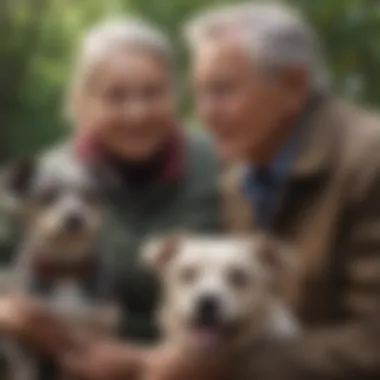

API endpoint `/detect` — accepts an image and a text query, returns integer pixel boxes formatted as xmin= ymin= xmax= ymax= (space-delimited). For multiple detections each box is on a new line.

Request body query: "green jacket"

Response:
xmin=98 ymin=131 xmax=222 ymax=341
xmin=0 ymin=130 xmax=223 ymax=342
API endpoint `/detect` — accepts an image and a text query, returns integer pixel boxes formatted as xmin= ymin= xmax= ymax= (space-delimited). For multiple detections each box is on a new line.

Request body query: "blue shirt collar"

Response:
xmin=243 ymin=93 xmax=326 ymax=196
xmin=242 ymin=93 xmax=326 ymax=227
xmin=242 ymin=123 xmax=302 ymax=227
xmin=245 ymin=122 xmax=301 ymax=189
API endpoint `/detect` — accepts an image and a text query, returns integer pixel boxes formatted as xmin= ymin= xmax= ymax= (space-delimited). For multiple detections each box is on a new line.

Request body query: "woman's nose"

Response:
xmin=122 ymin=99 xmax=150 ymax=123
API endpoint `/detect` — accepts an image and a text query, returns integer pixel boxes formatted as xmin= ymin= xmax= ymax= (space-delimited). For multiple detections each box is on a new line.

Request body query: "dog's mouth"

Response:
xmin=189 ymin=318 xmax=241 ymax=348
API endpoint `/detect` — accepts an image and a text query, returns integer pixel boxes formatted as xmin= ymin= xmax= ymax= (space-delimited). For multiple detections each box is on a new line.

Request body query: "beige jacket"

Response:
xmin=222 ymin=97 xmax=380 ymax=379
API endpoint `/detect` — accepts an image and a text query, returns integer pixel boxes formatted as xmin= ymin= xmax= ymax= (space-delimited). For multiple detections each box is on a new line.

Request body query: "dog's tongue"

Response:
xmin=195 ymin=328 xmax=222 ymax=347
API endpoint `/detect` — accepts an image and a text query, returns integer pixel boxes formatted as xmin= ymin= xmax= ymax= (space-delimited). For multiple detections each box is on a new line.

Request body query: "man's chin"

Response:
xmin=217 ymin=144 xmax=247 ymax=163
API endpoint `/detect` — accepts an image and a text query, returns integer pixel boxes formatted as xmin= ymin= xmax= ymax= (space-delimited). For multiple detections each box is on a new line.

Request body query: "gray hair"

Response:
xmin=67 ymin=18 xmax=173 ymax=121
xmin=185 ymin=2 xmax=329 ymax=93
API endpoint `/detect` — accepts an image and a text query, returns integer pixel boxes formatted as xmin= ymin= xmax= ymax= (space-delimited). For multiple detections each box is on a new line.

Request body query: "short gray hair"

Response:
xmin=67 ymin=18 xmax=173 ymax=121
xmin=185 ymin=2 xmax=329 ymax=93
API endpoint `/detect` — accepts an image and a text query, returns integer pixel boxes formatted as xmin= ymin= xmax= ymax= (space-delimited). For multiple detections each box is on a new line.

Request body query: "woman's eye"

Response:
xmin=104 ymin=87 xmax=129 ymax=105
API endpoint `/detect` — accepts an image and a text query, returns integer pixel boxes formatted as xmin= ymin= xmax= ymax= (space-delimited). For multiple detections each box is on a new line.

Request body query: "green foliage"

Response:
xmin=1 ymin=0 xmax=380 ymax=163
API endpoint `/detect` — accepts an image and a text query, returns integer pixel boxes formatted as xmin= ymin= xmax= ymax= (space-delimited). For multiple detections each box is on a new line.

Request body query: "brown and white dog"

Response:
xmin=0 ymin=150 xmax=119 ymax=380
xmin=143 ymin=234 xmax=300 ymax=363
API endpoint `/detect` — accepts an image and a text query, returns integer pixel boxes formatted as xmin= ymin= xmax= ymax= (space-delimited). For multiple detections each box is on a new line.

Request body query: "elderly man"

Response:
xmin=185 ymin=2 xmax=380 ymax=379
xmin=1 ymin=3 xmax=380 ymax=380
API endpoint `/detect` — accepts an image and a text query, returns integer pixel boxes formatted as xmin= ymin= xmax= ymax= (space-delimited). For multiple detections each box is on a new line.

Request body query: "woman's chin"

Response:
xmin=111 ymin=142 xmax=161 ymax=162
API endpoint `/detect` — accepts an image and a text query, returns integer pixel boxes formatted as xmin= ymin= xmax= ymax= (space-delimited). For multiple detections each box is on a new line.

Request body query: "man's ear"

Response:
xmin=142 ymin=234 xmax=184 ymax=274
xmin=1 ymin=159 xmax=35 ymax=198
xmin=278 ymin=65 xmax=310 ymax=118
xmin=256 ymin=234 xmax=297 ymax=294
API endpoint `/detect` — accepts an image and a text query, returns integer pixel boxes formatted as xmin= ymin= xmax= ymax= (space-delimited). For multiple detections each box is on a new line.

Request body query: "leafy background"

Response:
xmin=1 ymin=0 xmax=380 ymax=164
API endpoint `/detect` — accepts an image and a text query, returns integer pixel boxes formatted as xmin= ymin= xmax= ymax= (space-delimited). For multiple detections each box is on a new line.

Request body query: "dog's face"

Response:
xmin=144 ymin=235 xmax=294 ymax=353
xmin=2 ymin=154 xmax=103 ymax=261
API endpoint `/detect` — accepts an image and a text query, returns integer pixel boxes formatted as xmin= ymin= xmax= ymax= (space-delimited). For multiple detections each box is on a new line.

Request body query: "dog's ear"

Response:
xmin=257 ymin=238 xmax=295 ymax=272
xmin=143 ymin=234 xmax=184 ymax=274
xmin=1 ymin=159 xmax=36 ymax=198
xmin=256 ymin=235 xmax=297 ymax=293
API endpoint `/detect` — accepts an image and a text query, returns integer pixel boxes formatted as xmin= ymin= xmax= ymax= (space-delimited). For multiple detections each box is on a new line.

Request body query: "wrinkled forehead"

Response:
xmin=31 ymin=156 xmax=96 ymax=194
xmin=171 ymin=238 xmax=261 ymax=271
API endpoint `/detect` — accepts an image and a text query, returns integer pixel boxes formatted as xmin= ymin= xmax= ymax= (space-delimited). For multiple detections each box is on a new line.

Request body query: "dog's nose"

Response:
xmin=64 ymin=213 xmax=85 ymax=232
xmin=196 ymin=295 xmax=221 ymax=326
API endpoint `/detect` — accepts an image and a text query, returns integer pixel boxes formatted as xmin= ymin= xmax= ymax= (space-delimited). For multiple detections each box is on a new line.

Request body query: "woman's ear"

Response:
xmin=1 ymin=159 xmax=36 ymax=198
xmin=142 ymin=234 xmax=184 ymax=275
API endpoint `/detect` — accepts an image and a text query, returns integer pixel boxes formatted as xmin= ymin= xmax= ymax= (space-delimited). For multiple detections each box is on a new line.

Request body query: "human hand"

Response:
xmin=140 ymin=346 xmax=227 ymax=380
xmin=62 ymin=340 xmax=227 ymax=380
xmin=0 ymin=294 xmax=80 ymax=356
xmin=61 ymin=340 xmax=144 ymax=380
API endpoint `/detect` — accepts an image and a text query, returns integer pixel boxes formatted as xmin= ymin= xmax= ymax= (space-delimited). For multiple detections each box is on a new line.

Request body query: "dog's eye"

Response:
xmin=83 ymin=187 xmax=102 ymax=205
xmin=178 ymin=267 xmax=198 ymax=285
xmin=36 ymin=188 xmax=58 ymax=206
xmin=227 ymin=268 xmax=250 ymax=289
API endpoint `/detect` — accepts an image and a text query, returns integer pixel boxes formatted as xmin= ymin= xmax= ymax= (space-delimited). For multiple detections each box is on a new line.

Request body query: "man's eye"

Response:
xmin=208 ymin=81 xmax=237 ymax=96
xmin=141 ymin=84 xmax=165 ymax=101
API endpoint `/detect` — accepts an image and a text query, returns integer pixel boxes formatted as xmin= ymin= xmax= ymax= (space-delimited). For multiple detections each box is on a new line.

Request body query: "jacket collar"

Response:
xmin=74 ymin=127 xmax=186 ymax=185
xmin=290 ymin=94 xmax=340 ymax=179
xmin=242 ymin=93 xmax=337 ymax=187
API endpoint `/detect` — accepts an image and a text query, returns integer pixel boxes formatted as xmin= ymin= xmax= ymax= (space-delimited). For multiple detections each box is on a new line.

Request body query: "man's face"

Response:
xmin=193 ymin=40 xmax=302 ymax=162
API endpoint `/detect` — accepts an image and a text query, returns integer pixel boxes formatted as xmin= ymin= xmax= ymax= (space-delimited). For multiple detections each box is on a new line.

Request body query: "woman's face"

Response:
xmin=79 ymin=49 xmax=176 ymax=161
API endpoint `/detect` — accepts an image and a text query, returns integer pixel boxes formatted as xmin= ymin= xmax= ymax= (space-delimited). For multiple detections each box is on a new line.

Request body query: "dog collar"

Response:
xmin=31 ymin=256 xmax=97 ymax=280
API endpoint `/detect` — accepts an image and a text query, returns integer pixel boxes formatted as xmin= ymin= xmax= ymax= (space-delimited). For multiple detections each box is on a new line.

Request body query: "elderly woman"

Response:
xmin=69 ymin=19 xmax=221 ymax=340
xmin=0 ymin=18 xmax=221 ymax=348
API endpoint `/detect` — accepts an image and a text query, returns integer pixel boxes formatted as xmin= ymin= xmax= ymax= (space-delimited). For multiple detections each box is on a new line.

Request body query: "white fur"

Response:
xmin=144 ymin=235 xmax=300 ymax=355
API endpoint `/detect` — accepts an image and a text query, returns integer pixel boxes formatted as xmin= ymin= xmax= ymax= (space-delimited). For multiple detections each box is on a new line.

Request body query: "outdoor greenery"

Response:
xmin=1 ymin=0 xmax=379 ymax=163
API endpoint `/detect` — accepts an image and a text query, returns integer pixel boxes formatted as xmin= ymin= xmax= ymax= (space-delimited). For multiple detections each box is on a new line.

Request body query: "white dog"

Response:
xmin=143 ymin=234 xmax=300 ymax=359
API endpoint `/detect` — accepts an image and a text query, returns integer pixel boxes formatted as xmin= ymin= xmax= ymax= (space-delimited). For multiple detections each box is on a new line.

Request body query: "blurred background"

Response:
xmin=1 ymin=0 xmax=380 ymax=164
